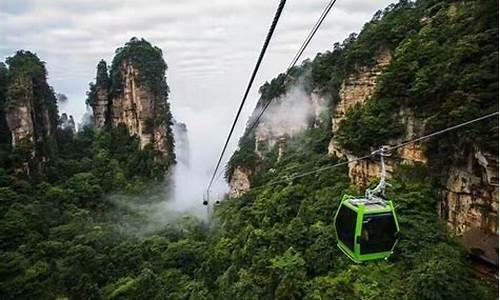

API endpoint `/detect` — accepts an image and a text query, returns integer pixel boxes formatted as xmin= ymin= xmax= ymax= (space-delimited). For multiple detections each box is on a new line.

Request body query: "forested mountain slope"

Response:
xmin=0 ymin=0 xmax=497 ymax=299
xmin=0 ymin=40 xmax=179 ymax=298
xmin=227 ymin=0 xmax=499 ymax=265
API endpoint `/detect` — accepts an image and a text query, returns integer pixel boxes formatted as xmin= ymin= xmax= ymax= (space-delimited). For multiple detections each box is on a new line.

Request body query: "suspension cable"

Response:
xmin=246 ymin=0 xmax=338 ymax=133
xmin=206 ymin=0 xmax=287 ymax=195
xmin=387 ymin=111 xmax=499 ymax=152
xmin=211 ymin=0 xmax=339 ymax=189
xmin=244 ymin=111 xmax=498 ymax=192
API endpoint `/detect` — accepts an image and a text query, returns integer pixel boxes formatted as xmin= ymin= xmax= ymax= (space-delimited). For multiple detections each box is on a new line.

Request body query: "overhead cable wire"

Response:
xmin=387 ymin=111 xmax=499 ymax=152
xmin=286 ymin=0 xmax=334 ymax=70
xmin=211 ymin=0 xmax=338 ymax=191
xmin=206 ymin=0 xmax=287 ymax=194
xmin=246 ymin=0 xmax=338 ymax=133
xmin=245 ymin=111 xmax=499 ymax=192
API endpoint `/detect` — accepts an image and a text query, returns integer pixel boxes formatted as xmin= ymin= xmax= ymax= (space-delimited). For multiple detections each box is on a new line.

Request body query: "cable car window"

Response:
xmin=335 ymin=205 xmax=357 ymax=250
xmin=360 ymin=213 xmax=397 ymax=254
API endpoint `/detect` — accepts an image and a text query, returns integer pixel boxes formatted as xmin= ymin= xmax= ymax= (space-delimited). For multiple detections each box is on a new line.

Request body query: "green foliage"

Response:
xmin=407 ymin=243 xmax=472 ymax=300
xmin=1 ymin=51 xmax=59 ymax=176
xmin=220 ymin=138 xmax=497 ymax=299
xmin=5 ymin=51 xmax=58 ymax=132
xmin=343 ymin=1 xmax=423 ymax=69
xmin=110 ymin=37 xmax=169 ymax=98
xmin=0 ymin=62 xmax=11 ymax=148
xmin=5 ymin=51 xmax=47 ymax=81
xmin=85 ymin=82 xmax=98 ymax=108
xmin=84 ymin=38 xmax=176 ymax=165
xmin=258 ymin=73 xmax=287 ymax=104
xmin=336 ymin=0 xmax=498 ymax=165
xmin=86 ymin=60 xmax=110 ymax=109
xmin=270 ymin=247 xmax=307 ymax=299
xmin=310 ymin=43 xmax=346 ymax=97
xmin=221 ymin=1 xmax=497 ymax=297
xmin=336 ymin=100 xmax=405 ymax=155
xmin=225 ymin=132 xmax=259 ymax=181
xmin=63 ymin=173 xmax=103 ymax=207
xmin=96 ymin=60 xmax=110 ymax=89
xmin=0 ymin=1 xmax=497 ymax=299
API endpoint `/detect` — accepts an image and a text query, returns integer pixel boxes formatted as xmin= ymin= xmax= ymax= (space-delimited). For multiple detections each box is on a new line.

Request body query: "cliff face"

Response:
xmin=91 ymin=60 xmax=110 ymax=129
xmin=233 ymin=56 xmax=499 ymax=263
xmin=328 ymin=52 xmax=498 ymax=265
xmin=229 ymin=166 xmax=252 ymax=198
xmin=111 ymin=59 xmax=164 ymax=150
xmin=228 ymin=0 xmax=498 ymax=265
xmin=328 ymin=51 xmax=427 ymax=185
xmin=228 ymin=78 xmax=326 ymax=193
xmin=440 ymin=151 xmax=499 ymax=264
xmin=0 ymin=63 xmax=10 ymax=148
xmin=173 ymin=120 xmax=189 ymax=166
xmin=2 ymin=51 xmax=58 ymax=171
xmin=88 ymin=38 xmax=175 ymax=163
xmin=331 ymin=50 xmax=391 ymax=133
xmin=5 ymin=74 xmax=35 ymax=148
xmin=254 ymin=84 xmax=318 ymax=153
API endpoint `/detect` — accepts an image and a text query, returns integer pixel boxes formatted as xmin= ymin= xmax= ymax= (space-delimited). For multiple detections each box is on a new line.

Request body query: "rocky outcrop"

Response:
xmin=229 ymin=51 xmax=394 ymax=196
xmin=231 ymin=79 xmax=326 ymax=194
xmin=90 ymin=60 xmax=110 ymax=129
xmin=6 ymin=74 xmax=36 ymax=148
xmin=327 ymin=49 xmax=498 ymax=265
xmin=0 ymin=63 xmax=10 ymax=147
xmin=328 ymin=50 xmax=398 ymax=185
xmin=59 ymin=113 xmax=76 ymax=133
xmin=254 ymin=84 xmax=315 ymax=151
xmin=252 ymin=80 xmax=330 ymax=158
xmin=335 ymin=137 xmax=499 ymax=266
xmin=439 ymin=151 xmax=499 ymax=265
xmin=88 ymin=38 xmax=175 ymax=162
xmin=229 ymin=167 xmax=252 ymax=198
xmin=328 ymin=50 xmax=393 ymax=159
xmin=173 ymin=120 xmax=189 ymax=166
xmin=227 ymin=0 xmax=498 ymax=270
xmin=331 ymin=50 xmax=391 ymax=133
xmin=111 ymin=59 xmax=160 ymax=149
xmin=3 ymin=51 xmax=58 ymax=169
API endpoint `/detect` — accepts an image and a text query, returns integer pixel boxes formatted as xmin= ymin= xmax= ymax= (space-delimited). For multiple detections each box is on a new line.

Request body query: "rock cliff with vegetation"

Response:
xmin=227 ymin=0 xmax=499 ymax=274
xmin=87 ymin=38 xmax=175 ymax=165
xmin=0 ymin=39 xmax=181 ymax=298
xmin=0 ymin=51 xmax=59 ymax=176
xmin=0 ymin=1 xmax=497 ymax=299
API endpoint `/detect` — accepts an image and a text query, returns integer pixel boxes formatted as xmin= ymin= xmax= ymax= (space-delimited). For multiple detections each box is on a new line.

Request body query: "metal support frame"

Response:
xmin=365 ymin=145 xmax=392 ymax=201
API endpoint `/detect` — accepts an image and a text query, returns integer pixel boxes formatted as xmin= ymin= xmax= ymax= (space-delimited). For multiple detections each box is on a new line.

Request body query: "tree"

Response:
xmin=56 ymin=93 xmax=68 ymax=104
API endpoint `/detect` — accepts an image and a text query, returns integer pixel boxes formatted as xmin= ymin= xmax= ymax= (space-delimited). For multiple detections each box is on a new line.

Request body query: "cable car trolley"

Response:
xmin=334 ymin=146 xmax=399 ymax=263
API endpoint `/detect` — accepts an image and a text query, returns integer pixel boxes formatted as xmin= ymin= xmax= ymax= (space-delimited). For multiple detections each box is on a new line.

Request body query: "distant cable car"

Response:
xmin=202 ymin=192 xmax=209 ymax=206
xmin=334 ymin=146 xmax=399 ymax=263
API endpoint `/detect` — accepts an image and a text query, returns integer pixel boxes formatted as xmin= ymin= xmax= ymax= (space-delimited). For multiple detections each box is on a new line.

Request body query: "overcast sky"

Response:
xmin=0 ymin=0 xmax=395 ymax=194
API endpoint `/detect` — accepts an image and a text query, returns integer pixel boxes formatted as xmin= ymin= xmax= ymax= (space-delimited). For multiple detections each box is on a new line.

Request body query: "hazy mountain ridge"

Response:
xmin=227 ymin=0 xmax=499 ymax=265
xmin=0 ymin=0 xmax=497 ymax=299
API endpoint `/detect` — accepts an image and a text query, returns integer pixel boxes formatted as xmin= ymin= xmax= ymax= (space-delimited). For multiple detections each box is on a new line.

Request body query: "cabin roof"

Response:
xmin=347 ymin=197 xmax=389 ymax=211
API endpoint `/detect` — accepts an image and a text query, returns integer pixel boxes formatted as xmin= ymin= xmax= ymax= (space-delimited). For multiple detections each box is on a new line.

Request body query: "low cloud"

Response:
xmin=1 ymin=0 xmax=396 ymax=221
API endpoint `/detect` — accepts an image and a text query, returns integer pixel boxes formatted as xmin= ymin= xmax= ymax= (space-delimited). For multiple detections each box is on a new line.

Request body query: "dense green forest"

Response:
xmin=0 ymin=0 xmax=498 ymax=299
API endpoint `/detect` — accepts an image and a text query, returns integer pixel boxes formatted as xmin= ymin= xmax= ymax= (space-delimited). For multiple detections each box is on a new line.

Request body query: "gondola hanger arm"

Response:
xmin=365 ymin=146 xmax=392 ymax=200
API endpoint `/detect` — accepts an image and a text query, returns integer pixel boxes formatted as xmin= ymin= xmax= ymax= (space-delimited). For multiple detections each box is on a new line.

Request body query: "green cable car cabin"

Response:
xmin=334 ymin=194 xmax=399 ymax=263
